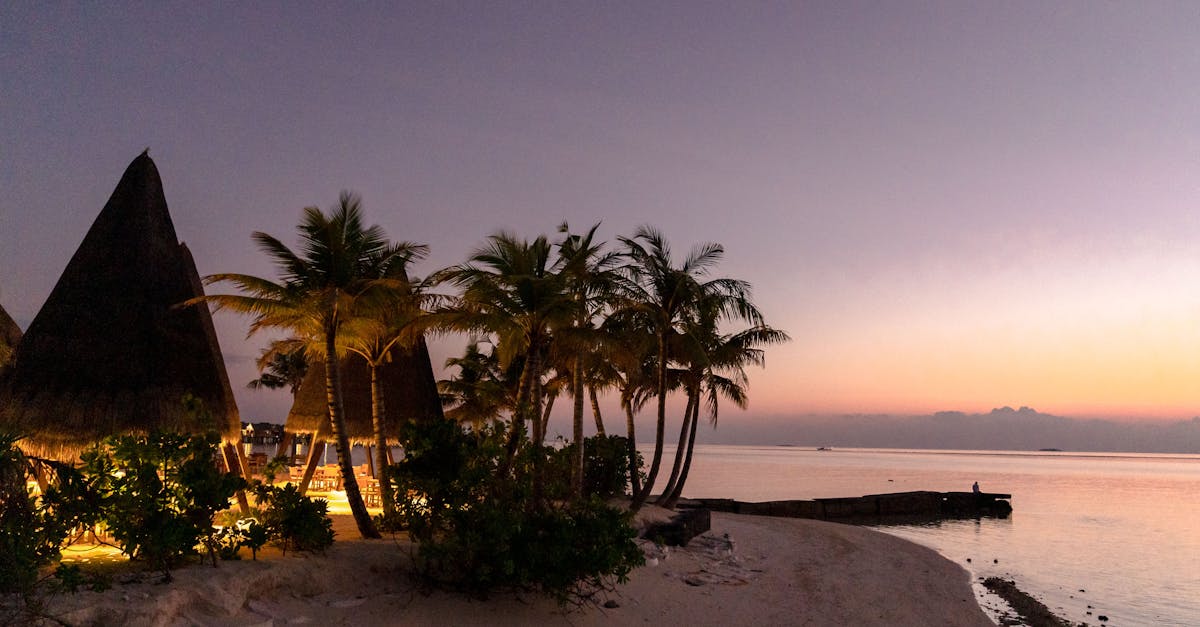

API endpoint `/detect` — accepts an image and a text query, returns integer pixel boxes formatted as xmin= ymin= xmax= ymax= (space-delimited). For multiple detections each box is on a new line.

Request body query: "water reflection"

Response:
xmin=670 ymin=445 xmax=1200 ymax=626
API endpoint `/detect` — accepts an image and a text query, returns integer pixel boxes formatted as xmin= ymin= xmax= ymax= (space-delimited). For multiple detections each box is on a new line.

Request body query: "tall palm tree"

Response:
xmin=602 ymin=307 xmax=657 ymax=498
xmin=435 ymin=232 xmax=573 ymax=481
xmin=616 ymin=226 xmax=760 ymax=511
xmin=337 ymin=248 xmax=429 ymax=515
xmin=657 ymin=292 xmax=789 ymax=507
xmin=196 ymin=192 xmax=406 ymax=539
xmin=556 ymin=222 xmax=619 ymax=498
xmin=660 ymin=323 xmax=788 ymax=508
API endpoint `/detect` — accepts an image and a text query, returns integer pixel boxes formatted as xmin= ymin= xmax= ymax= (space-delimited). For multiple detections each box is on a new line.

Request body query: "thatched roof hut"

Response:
xmin=285 ymin=337 xmax=444 ymax=444
xmin=0 ymin=152 xmax=242 ymax=460
xmin=0 ymin=303 xmax=21 ymax=371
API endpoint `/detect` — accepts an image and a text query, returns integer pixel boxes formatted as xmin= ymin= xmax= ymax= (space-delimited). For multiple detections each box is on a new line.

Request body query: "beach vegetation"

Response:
xmin=546 ymin=434 xmax=641 ymax=500
xmin=249 ymin=482 xmax=335 ymax=554
xmin=434 ymin=231 xmax=573 ymax=493
xmin=613 ymin=226 xmax=763 ymax=510
xmin=384 ymin=417 xmax=644 ymax=602
xmin=198 ymin=192 xmax=425 ymax=539
xmin=657 ymin=295 xmax=789 ymax=508
xmin=77 ymin=431 xmax=244 ymax=580
xmin=0 ymin=433 xmax=70 ymax=595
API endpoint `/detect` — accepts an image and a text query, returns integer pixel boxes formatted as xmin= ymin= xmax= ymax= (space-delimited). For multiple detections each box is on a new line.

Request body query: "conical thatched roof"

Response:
xmin=0 ymin=152 xmax=241 ymax=460
xmin=285 ymin=337 xmax=444 ymax=444
xmin=0 ymin=303 xmax=21 ymax=372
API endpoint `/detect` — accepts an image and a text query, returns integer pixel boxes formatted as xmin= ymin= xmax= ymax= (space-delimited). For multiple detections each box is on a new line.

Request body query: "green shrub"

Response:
xmin=547 ymin=435 xmax=641 ymax=500
xmin=78 ymin=431 xmax=244 ymax=580
xmin=250 ymin=482 xmax=334 ymax=554
xmin=386 ymin=419 xmax=644 ymax=602
xmin=212 ymin=509 xmax=271 ymax=560
xmin=0 ymin=434 xmax=67 ymax=595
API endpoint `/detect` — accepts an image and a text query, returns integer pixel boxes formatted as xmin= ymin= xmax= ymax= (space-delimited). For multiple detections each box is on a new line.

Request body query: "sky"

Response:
xmin=2 ymin=3 xmax=1199 ymax=438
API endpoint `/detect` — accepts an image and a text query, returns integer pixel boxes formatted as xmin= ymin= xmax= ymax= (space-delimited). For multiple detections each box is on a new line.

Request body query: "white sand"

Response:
xmin=46 ymin=510 xmax=991 ymax=626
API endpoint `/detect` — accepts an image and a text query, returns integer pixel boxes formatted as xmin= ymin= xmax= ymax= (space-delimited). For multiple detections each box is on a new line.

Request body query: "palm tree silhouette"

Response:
xmin=435 ymin=232 xmax=573 ymax=484
xmin=197 ymin=192 xmax=409 ymax=539
xmin=616 ymin=226 xmax=760 ymax=511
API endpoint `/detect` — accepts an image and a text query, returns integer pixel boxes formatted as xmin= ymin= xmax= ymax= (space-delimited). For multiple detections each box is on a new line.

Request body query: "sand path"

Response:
xmin=47 ymin=510 xmax=991 ymax=626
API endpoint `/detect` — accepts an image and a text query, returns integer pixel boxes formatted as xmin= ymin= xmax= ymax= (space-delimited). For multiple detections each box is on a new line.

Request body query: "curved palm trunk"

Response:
xmin=530 ymin=348 xmax=546 ymax=498
xmin=662 ymin=393 xmax=702 ymax=509
xmin=297 ymin=439 xmax=325 ymax=495
xmin=656 ymin=388 xmax=696 ymax=505
xmin=540 ymin=392 xmax=556 ymax=440
xmin=623 ymin=395 xmax=641 ymax=497
xmin=324 ymin=322 xmax=380 ymax=539
xmin=499 ymin=347 xmax=537 ymax=479
xmin=588 ymin=384 xmax=605 ymax=436
xmin=222 ymin=443 xmax=252 ymax=513
xmin=370 ymin=363 xmax=395 ymax=514
xmin=572 ymin=354 xmax=585 ymax=499
xmin=631 ymin=332 xmax=668 ymax=511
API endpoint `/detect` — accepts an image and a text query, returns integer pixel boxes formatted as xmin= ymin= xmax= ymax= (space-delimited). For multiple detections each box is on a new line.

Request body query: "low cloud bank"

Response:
xmin=711 ymin=407 xmax=1200 ymax=454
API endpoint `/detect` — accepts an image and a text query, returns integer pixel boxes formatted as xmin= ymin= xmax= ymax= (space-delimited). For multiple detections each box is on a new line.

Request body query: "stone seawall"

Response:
xmin=678 ymin=491 xmax=1012 ymax=523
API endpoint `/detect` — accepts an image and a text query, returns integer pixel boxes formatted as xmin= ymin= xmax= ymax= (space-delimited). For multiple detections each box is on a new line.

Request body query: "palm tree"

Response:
xmin=657 ymin=293 xmax=789 ymax=508
xmin=337 ymin=247 xmax=429 ymax=515
xmin=556 ymin=222 xmax=619 ymax=498
xmin=197 ymin=192 xmax=407 ymax=539
xmin=434 ymin=232 xmax=573 ymax=481
xmin=659 ymin=322 xmax=788 ymax=509
xmin=247 ymin=341 xmax=309 ymax=396
xmin=601 ymin=308 xmax=657 ymax=498
xmin=616 ymin=226 xmax=760 ymax=511
xmin=247 ymin=339 xmax=309 ymax=461
xmin=438 ymin=341 xmax=516 ymax=429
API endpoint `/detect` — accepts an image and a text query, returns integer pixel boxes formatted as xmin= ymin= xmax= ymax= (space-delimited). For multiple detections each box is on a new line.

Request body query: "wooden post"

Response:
xmin=222 ymin=443 xmax=252 ymax=513
xmin=298 ymin=440 xmax=325 ymax=496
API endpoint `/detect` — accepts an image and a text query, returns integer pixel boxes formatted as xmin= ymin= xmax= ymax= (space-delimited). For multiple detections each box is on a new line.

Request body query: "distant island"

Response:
xmin=721 ymin=407 xmax=1200 ymax=454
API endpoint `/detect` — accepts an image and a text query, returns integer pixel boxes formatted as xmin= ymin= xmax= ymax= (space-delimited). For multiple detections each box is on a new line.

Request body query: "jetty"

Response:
xmin=678 ymin=491 xmax=1013 ymax=524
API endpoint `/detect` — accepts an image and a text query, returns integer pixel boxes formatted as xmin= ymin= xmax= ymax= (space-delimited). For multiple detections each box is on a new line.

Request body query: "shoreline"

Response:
xmin=38 ymin=509 xmax=992 ymax=626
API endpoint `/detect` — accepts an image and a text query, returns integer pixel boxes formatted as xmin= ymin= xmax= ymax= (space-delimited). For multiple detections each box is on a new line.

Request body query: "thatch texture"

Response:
xmin=0 ymin=303 xmax=20 ymax=371
xmin=0 ymin=152 xmax=241 ymax=460
xmin=285 ymin=337 xmax=444 ymax=444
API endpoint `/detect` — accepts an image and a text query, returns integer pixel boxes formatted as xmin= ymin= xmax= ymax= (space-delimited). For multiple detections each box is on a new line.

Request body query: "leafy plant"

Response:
xmin=548 ymin=435 xmax=640 ymax=500
xmin=78 ymin=431 xmax=244 ymax=580
xmin=250 ymin=482 xmax=334 ymax=554
xmin=386 ymin=419 xmax=644 ymax=602
xmin=0 ymin=434 xmax=67 ymax=595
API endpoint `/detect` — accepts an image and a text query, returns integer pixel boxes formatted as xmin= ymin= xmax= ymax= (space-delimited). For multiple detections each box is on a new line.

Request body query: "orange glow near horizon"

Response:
xmin=745 ymin=250 xmax=1200 ymax=421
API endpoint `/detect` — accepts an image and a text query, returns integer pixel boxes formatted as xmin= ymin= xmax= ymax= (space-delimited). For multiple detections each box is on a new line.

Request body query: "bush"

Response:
xmin=250 ymin=482 xmax=334 ymax=554
xmin=78 ymin=431 xmax=244 ymax=580
xmin=0 ymin=434 xmax=67 ymax=595
xmin=547 ymin=435 xmax=641 ymax=500
xmin=386 ymin=419 xmax=644 ymax=601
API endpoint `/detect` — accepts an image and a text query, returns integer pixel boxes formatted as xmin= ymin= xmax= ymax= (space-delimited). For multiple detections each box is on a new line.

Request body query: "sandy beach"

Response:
xmin=44 ymin=508 xmax=991 ymax=626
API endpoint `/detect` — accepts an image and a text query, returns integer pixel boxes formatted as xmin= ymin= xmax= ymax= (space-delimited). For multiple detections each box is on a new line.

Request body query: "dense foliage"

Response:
xmin=250 ymin=482 xmax=334 ymax=554
xmin=78 ymin=431 xmax=244 ymax=579
xmin=384 ymin=418 xmax=644 ymax=601
xmin=0 ymin=434 xmax=67 ymax=594
xmin=546 ymin=435 xmax=641 ymax=500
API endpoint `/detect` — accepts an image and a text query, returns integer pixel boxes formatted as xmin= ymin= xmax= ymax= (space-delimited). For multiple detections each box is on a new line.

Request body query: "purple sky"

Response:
xmin=3 ymin=3 xmax=1199 ymax=439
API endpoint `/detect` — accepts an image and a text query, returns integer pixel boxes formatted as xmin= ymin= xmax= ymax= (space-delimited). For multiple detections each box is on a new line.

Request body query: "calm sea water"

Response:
xmin=661 ymin=444 xmax=1200 ymax=627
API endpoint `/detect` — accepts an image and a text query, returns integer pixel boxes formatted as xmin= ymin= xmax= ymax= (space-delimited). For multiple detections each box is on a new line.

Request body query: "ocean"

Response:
xmin=662 ymin=445 xmax=1200 ymax=627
